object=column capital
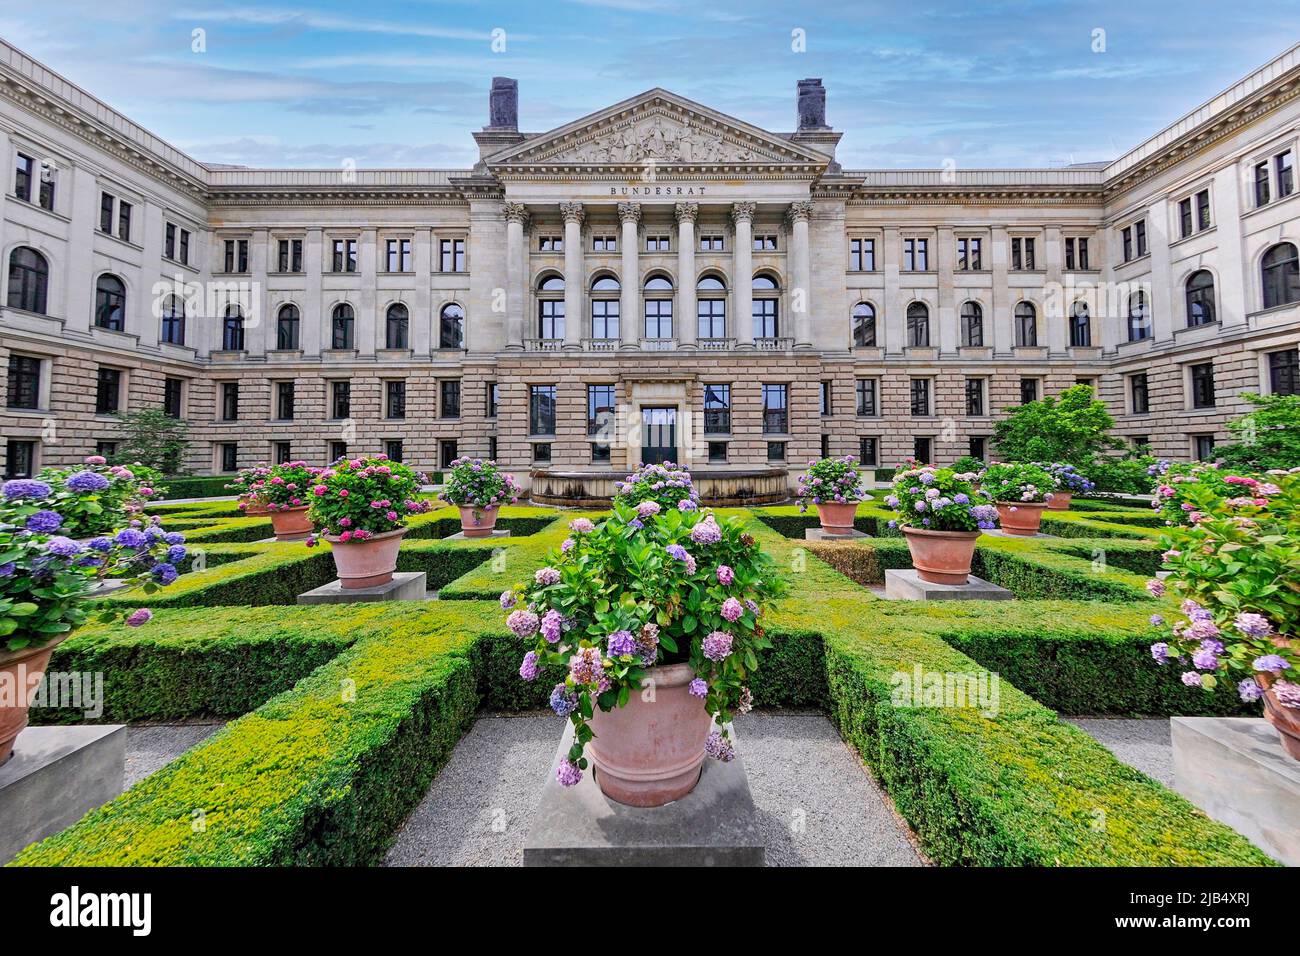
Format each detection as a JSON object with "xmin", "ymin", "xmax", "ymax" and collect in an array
[
  {"xmin": 674, "ymin": 201, "xmax": 699, "ymax": 224},
  {"xmin": 786, "ymin": 200, "xmax": 814, "ymax": 224},
  {"xmin": 503, "ymin": 201, "xmax": 530, "ymax": 225},
  {"xmin": 618, "ymin": 201, "xmax": 642, "ymax": 224},
  {"xmin": 560, "ymin": 201, "xmax": 585, "ymax": 225},
  {"xmin": 730, "ymin": 201, "xmax": 756, "ymax": 224}
]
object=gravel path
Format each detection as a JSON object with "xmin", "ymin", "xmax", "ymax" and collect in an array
[
  {"xmin": 124, "ymin": 723, "xmax": 224, "ymax": 788},
  {"xmin": 1066, "ymin": 717, "xmax": 1174, "ymax": 787},
  {"xmin": 384, "ymin": 710, "xmax": 923, "ymax": 867}
]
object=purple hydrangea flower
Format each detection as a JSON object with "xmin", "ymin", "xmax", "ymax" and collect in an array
[
  {"xmin": 568, "ymin": 518, "xmax": 595, "ymax": 534},
  {"xmin": 88, "ymin": 536, "xmax": 113, "ymax": 553},
  {"xmin": 1149, "ymin": 614, "xmax": 1164, "ymax": 627},
  {"xmin": 151, "ymin": 562, "xmax": 179, "ymax": 585},
  {"xmin": 507, "ymin": 609, "xmax": 540, "ymax": 638},
  {"xmin": 125, "ymin": 608, "xmax": 153, "ymax": 628},
  {"xmin": 534, "ymin": 567, "xmax": 561, "ymax": 586},
  {"xmin": 166, "ymin": 545, "xmax": 187, "ymax": 565},
  {"xmin": 628, "ymin": 518, "xmax": 644, "ymax": 531},
  {"xmin": 1192, "ymin": 646, "xmax": 1219, "ymax": 671},
  {"xmin": 677, "ymin": 499, "xmax": 697, "ymax": 512},
  {"xmin": 705, "ymin": 731, "xmax": 735, "ymax": 762},
  {"xmin": 3, "ymin": 479, "xmax": 52, "ymax": 500},
  {"xmin": 716, "ymin": 564, "xmax": 734, "ymax": 586},
  {"xmin": 25, "ymin": 510, "xmax": 63, "ymax": 533},
  {"xmin": 1273, "ymin": 680, "xmax": 1300, "ymax": 709},
  {"xmin": 689, "ymin": 518, "xmax": 722, "ymax": 546},
  {"xmin": 702, "ymin": 630, "xmax": 733, "ymax": 662},
  {"xmin": 1252, "ymin": 654, "xmax": 1290, "ymax": 674},
  {"xmin": 1238, "ymin": 678, "xmax": 1264, "ymax": 703},
  {"xmin": 114, "ymin": 528, "xmax": 148, "ymax": 549},
  {"xmin": 635, "ymin": 501, "xmax": 661, "ymax": 518},
  {"xmin": 720, "ymin": 597, "xmax": 743, "ymax": 622},
  {"xmin": 556, "ymin": 759, "xmax": 583, "ymax": 787},
  {"xmin": 607, "ymin": 630, "xmax": 637, "ymax": 656},
  {"xmin": 0, "ymin": 562, "xmax": 14, "ymax": 578},
  {"xmin": 1234, "ymin": 613, "xmax": 1272, "ymax": 639},
  {"xmin": 44, "ymin": 536, "xmax": 81, "ymax": 558},
  {"xmin": 499, "ymin": 590, "xmax": 516, "ymax": 610},
  {"xmin": 549, "ymin": 684, "xmax": 578, "ymax": 717},
  {"xmin": 540, "ymin": 609, "xmax": 564, "ymax": 644},
  {"xmin": 519, "ymin": 651, "xmax": 540, "ymax": 681},
  {"xmin": 689, "ymin": 678, "xmax": 708, "ymax": 698},
  {"xmin": 1150, "ymin": 642, "xmax": 1171, "ymax": 664},
  {"xmin": 1145, "ymin": 579, "xmax": 1166, "ymax": 598},
  {"xmin": 162, "ymin": 531, "xmax": 186, "ymax": 546},
  {"xmin": 64, "ymin": 471, "xmax": 110, "ymax": 493},
  {"xmin": 1181, "ymin": 671, "xmax": 1203, "ymax": 687}
]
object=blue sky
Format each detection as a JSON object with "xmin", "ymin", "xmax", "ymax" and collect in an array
[{"xmin": 0, "ymin": 0, "xmax": 1293, "ymax": 170}]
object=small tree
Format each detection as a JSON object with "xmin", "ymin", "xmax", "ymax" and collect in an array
[
  {"xmin": 111, "ymin": 409, "xmax": 190, "ymax": 475},
  {"xmin": 1214, "ymin": 393, "xmax": 1300, "ymax": 471},
  {"xmin": 991, "ymin": 384, "xmax": 1119, "ymax": 467}
]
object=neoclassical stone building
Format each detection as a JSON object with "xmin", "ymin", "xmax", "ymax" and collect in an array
[{"xmin": 2, "ymin": 38, "xmax": 1298, "ymax": 494}]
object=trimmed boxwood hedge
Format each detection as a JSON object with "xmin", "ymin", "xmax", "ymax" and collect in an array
[{"xmin": 156, "ymin": 476, "xmax": 238, "ymax": 500}]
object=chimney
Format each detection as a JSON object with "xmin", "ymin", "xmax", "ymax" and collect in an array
[
  {"xmin": 796, "ymin": 78, "xmax": 828, "ymax": 131},
  {"xmin": 488, "ymin": 77, "xmax": 518, "ymax": 131}
]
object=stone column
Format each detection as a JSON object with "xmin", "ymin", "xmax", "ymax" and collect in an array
[
  {"xmin": 788, "ymin": 201, "xmax": 814, "ymax": 347},
  {"xmin": 676, "ymin": 202, "xmax": 698, "ymax": 348},
  {"xmin": 560, "ymin": 201, "xmax": 585, "ymax": 349},
  {"xmin": 731, "ymin": 202, "xmax": 756, "ymax": 347},
  {"xmin": 503, "ymin": 201, "xmax": 529, "ymax": 349},
  {"xmin": 618, "ymin": 202, "xmax": 640, "ymax": 349}
]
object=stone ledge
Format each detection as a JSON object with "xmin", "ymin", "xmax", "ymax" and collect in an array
[
  {"xmin": 884, "ymin": 568, "xmax": 1014, "ymax": 601},
  {"xmin": 804, "ymin": 528, "xmax": 868, "ymax": 541},
  {"xmin": 444, "ymin": 529, "xmax": 512, "ymax": 541},
  {"xmin": 297, "ymin": 571, "xmax": 429, "ymax": 604}
]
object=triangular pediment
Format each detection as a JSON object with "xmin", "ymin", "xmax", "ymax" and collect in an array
[{"xmin": 486, "ymin": 90, "xmax": 830, "ymax": 171}]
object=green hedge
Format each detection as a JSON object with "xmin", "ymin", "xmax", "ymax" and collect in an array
[{"xmin": 157, "ymin": 476, "xmax": 237, "ymax": 500}]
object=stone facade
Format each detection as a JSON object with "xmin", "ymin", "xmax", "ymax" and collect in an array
[{"xmin": 1, "ymin": 39, "xmax": 1298, "ymax": 489}]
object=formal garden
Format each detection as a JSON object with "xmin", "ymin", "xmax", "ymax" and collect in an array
[{"xmin": 1, "ymin": 386, "xmax": 1297, "ymax": 867}]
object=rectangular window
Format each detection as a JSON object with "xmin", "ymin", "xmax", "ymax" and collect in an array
[
  {"xmin": 909, "ymin": 378, "xmax": 930, "ymax": 417},
  {"xmin": 858, "ymin": 436, "xmax": 879, "ymax": 467},
  {"xmin": 1255, "ymin": 161, "xmax": 1272, "ymax": 206},
  {"xmin": 220, "ymin": 381, "xmax": 239, "ymax": 421},
  {"xmin": 533, "ymin": 442, "xmax": 552, "ymax": 463},
  {"xmin": 163, "ymin": 377, "xmax": 183, "ymax": 419},
  {"xmin": 118, "ymin": 201, "xmax": 132, "ymax": 242},
  {"xmin": 7, "ymin": 355, "xmax": 41, "ymax": 410},
  {"xmin": 969, "ymin": 435, "xmax": 986, "ymax": 461},
  {"xmin": 849, "ymin": 238, "xmax": 876, "ymax": 271},
  {"xmin": 488, "ymin": 436, "xmax": 497, "ymax": 461},
  {"xmin": 592, "ymin": 235, "xmax": 617, "ymax": 252},
  {"xmin": 486, "ymin": 382, "xmax": 499, "ymax": 418},
  {"xmin": 761, "ymin": 384, "xmax": 788, "ymax": 434},
  {"xmin": 913, "ymin": 436, "xmax": 931, "ymax": 464},
  {"xmin": 439, "ymin": 238, "xmax": 466, "ymax": 272},
  {"xmin": 178, "ymin": 229, "xmax": 190, "ymax": 265},
  {"xmin": 385, "ymin": 238, "xmax": 411, "ymax": 273},
  {"xmin": 223, "ymin": 239, "xmax": 248, "ymax": 273},
  {"xmin": 530, "ymin": 385, "xmax": 556, "ymax": 436},
  {"xmin": 384, "ymin": 380, "xmax": 406, "ymax": 420},
  {"xmin": 767, "ymin": 441, "xmax": 786, "ymax": 462},
  {"xmin": 1194, "ymin": 435, "xmax": 1215, "ymax": 462},
  {"xmin": 753, "ymin": 235, "xmax": 777, "ymax": 251},
  {"xmin": 708, "ymin": 441, "xmax": 728, "ymax": 464},
  {"xmin": 1190, "ymin": 362, "xmax": 1216, "ymax": 409},
  {"xmin": 37, "ymin": 160, "xmax": 55, "ymax": 211},
  {"xmin": 1064, "ymin": 237, "xmax": 1090, "ymax": 270},
  {"xmin": 820, "ymin": 380, "xmax": 833, "ymax": 417},
  {"xmin": 14, "ymin": 153, "xmax": 33, "ymax": 202},
  {"xmin": 165, "ymin": 223, "xmax": 176, "ymax": 260},
  {"xmin": 1019, "ymin": 378, "xmax": 1039, "ymax": 405},
  {"xmin": 275, "ymin": 441, "xmax": 292, "ymax": 465},
  {"xmin": 1135, "ymin": 220, "xmax": 1147, "ymax": 257},
  {"xmin": 440, "ymin": 440, "xmax": 459, "ymax": 469},
  {"xmin": 1011, "ymin": 237, "xmax": 1036, "ymax": 271},
  {"xmin": 699, "ymin": 235, "xmax": 724, "ymax": 252},
  {"xmin": 591, "ymin": 442, "xmax": 611, "ymax": 463},
  {"xmin": 276, "ymin": 381, "xmax": 295, "ymax": 421},
  {"xmin": 855, "ymin": 378, "xmax": 877, "ymax": 417},
  {"xmin": 331, "ymin": 381, "xmax": 350, "ymax": 420},
  {"xmin": 1179, "ymin": 198, "xmax": 1193, "ymax": 239},
  {"xmin": 703, "ymin": 383, "xmax": 731, "ymax": 434},
  {"xmin": 1196, "ymin": 189, "xmax": 1212, "ymax": 230},
  {"xmin": 100, "ymin": 192, "xmax": 114, "ymax": 233},
  {"xmin": 956, "ymin": 237, "xmax": 981, "ymax": 271},
  {"xmin": 903, "ymin": 238, "xmax": 928, "ymax": 271},
  {"xmin": 440, "ymin": 380, "xmax": 461, "ymax": 419},
  {"xmin": 1269, "ymin": 348, "xmax": 1299, "ymax": 396},
  {"xmin": 96, "ymin": 440, "xmax": 117, "ymax": 459},
  {"xmin": 538, "ymin": 236, "xmax": 562, "ymax": 252},
  {"xmin": 821, "ymin": 434, "xmax": 830, "ymax": 458},
  {"xmin": 330, "ymin": 441, "xmax": 348, "ymax": 462},
  {"xmin": 1277, "ymin": 151, "xmax": 1296, "ymax": 198},
  {"xmin": 331, "ymin": 239, "xmax": 358, "ymax": 273},
  {"xmin": 965, "ymin": 378, "xmax": 985, "ymax": 416},
  {"xmin": 1130, "ymin": 373, "xmax": 1150, "ymax": 415},
  {"xmin": 96, "ymin": 367, "xmax": 121, "ymax": 415},
  {"xmin": 1122, "ymin": 226, "xmax": 1133, "ymax": 262},
  {"xmin": 5, "ymin": 440, "xmax": 36, "ymax": 479},
  {"xmin": 587, "ymin": 384, "xmax": 615, "ymax": 438},
  {"xmin": 278, "ymin": 238, "xmax": 303, "ymax": 273},
  {"xmin": 220, "ymin": 443, "xmax": 238, "ymax": 473},
  {"xmin": 646, "ymin": 235, "xmax": 670, "ymax": 252}
]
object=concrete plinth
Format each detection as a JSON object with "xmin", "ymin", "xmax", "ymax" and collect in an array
[
  {"xmin": 0, "ymin": 724, "xmax": 125, "ymax": 863},
  {"xmin": 523, "ymin": 723, "xmax": 765, "ymax": 866},
  {"xmin": 981, "ymin": 528, "xmax": 1057, "ymax": 539},
  {"xmin": 256, "ymin": 534, "xmax": 312, "ymax": 544},
  {"xmin": 297, "ymin": 571, "xmax": 428, "ymax": 604},
  {"xmin": 1172, "ymin": 716, "xmax": 1300, "ymax": 865},
  {"xmin": 884, "ymin": 568, "xmax": 1013, "ymax": 601},
  {"xmin": 804, "ymin": 528, "xmax": 867, "ymax": 542},
  {"xmin": 445, "ymin": 529, "xmax": 512, "ymax": 541}
]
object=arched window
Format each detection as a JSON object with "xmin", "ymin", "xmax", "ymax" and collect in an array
[
  {"xmin": 439, "ymin": 303, "xmax": 465, "ymax": 349},
  {"xmin": 222, "ymin": 305, "xmax": 245, "ymax": 351},
  {"xmin": 852, "ymin": 302, "xmax": 876, "ymax": 347},
  {"xmin": 753, "ymin": 273, "xmax": 779, "ymax": 339},
  {"xmin": 94, "ymin": 274, "xmax": 125, "ymax": 331},
  {"xmin": 331, "ymin": 303, "xmax": 355, "ymax": 350},
  {"xmin": 1127, "ymin": 292, "xmax": 1152, "ymax": 341},
  {"xmin": 906, "ymin": 302, "xmax": 929, "ymax": 347},
  {"xmin": 7, "ymin": 246, "xmax": 48, "ymax": 314},
  {"xmin": 644, "ymin": 274, "xmax": 673, "ymax": 339},
  {"xmin": 1262, "ymin": 242, "xmax": 1300, "ymax": 309},
  {"xmin": 276, "ymin": 304, "xmax": 300, "ymax": 350},
  {"xmin": 1014, "ymin": 301, "xmax": 1037, "ymax": 347},
  {"xmin": 386, "ymin": 303, "xmax": 409, "ymax": 349},
  {"xmin": 590, "ymin": 276, "xmax": 619, "ymax": 340},
  {"xmin": 160, "ymin": 295, "xmax": 185, "ymax": 346},
  {"xmin": 1069, "ymin": 301, "xmax": 1092, "ymax": 347},
  {"xmin": 697, "ymin": 275, "xmax": 726, "ymax": 339},
  {"xmin": 960, "ymin": 301, "xmax": 983, "ymax": 347},
  {"xmin": 1185, "ymin": 271, "xmax": 1216, "ymax": 327},
  {"xmin": 537, "ymin": 274, "xmax": 564, "ymax": 339}
]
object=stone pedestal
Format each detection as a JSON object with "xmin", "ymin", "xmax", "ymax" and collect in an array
[
  {"xmin": 981, "ymin": 528, "xmax": 1057, "ymax": 539},
  {"xmin": 256, "ymin": 534, "xmax": 312, "ymax": 544},
  {"xmin": 445, "ymin": 529, "xmax": 512, "ymax": 541},
  {"xmin": 1172, "ymin": 716, "xmax": 1300, "ymax": 865},
  {"xmin": 297, "ymin": 571, "xmax": 428, "ymax": 604},
  {"xmin": 884, "ymin": 568, "xmax": 1013, "ymax": 601},
  {"xmin": 0, "ymin": 724, "xmax": 125, "ymax": 863},
  {"xmin": 804, "ymin": 528, "xmax": 867, "ymax": 542},
  {"xmin": 523, "ymin": 723, "xmax": 765, "ymax": 866}
]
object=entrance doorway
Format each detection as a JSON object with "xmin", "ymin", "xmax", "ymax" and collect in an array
[{"xmin": 640, "ymin": 406, "xmax": 677, "ymax": 464}]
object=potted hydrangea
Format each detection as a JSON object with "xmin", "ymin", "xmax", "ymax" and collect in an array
[
  {"xmin": 1148, "ymin": 468, "xmax": 1300, "ymax": 758},
  {"xmin": 306, "ymin": 455, "xmax": 431, "ymax": 588},
  {"xmin": 439, "ymin": 457, "xmax": 519, "ymax": 537},
  {"xmin": 613, "ymin": 462, "xmax": 700, "ymax": 513},
  {"xmin": 227, "ymin": 466, "xmax": 273, "ymax": 516},
  {"xmin": 505, "ymin": 499, "xmax": 784, "ymax": 807},
  {"xmin": 981, "ymin": 462, "xmax": 1056, "ymax": 535},
  {"xmin": 0, "ymin": 478, "xmax": 185, "ymax": 763},
  {"xmin": 795, "ymin": 456, "xmax": 867, "ymax": 535},
  {"xmin": 239, "ymin": 461, "xmax": 321, "ymax": 540},
  {"xmin": 35, "ymin": 456, "xmax": 164, "ymax": 537},
  {"xmin": 1041, "ymin": 462, "xmax": 1094, "ymax": 510},
  {"xmin": 885, "ymin": 466, "xmax": 998, "ymax": 584}
]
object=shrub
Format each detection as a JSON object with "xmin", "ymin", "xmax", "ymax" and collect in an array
[
  {"xmin": 306, "ymin": 455, "xmax": 430, "ymax": 540},
  {"xmin": 992, "ymin": 384, "xmax": 1120, "ymax": 466},
  {"xmin": 795, "ymin": 455, "xmax": 867, "ymax": 512},
  {"xmin": 980, "ymin": 462, "xmax": 1056, "ymax": 504},
  {"xmin": 949, "ymin": 455, "xmax": 985, "ymax": 475},
  {"xmin": 157, "ymin": 476, "xmax": 237, "ymax": 500},
  {"xmin": 1151, "ymin": 462, "xmax": 1242, "ymax": 527},
  {"xmin": 1089, "ymin": 454, "xmax": 1165, "ymax": 495},
  {"xmin": 108, "ymin": 408, "xmax": 190, "ymax": 475},
  {"xmin": 33, "ymin": 457, "xmax": 164, "ymax": 537},
  {"xmin": 612, "ymin": 461, "xmax": 700, "ymax": 513},
  {"xmin": 884, "ymin": 466, "xmax": 998, "ymax": 531},
  {"xmin": 1040, "ymin": 461, "xmax": 1095, "ymax": 493},
  {"xmin": 439, "ymin": 457, "xmax": 520, "ymax": 512},
  {"xmin": 1214, "ymin": 393, "xmax": 1300, "ymax": 471},
  {"xmin": 229, "ymin": 461, "xmax": 323, "ymax": 513}
]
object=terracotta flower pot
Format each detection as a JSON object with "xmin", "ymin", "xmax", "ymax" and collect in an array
[
  {"xmin": 1256, "ymin": 672, "xmax": 1300, "ymax": 760},
  {"xmin": 1046, "ymin": 491, "xmax": 1072, "ymax": 511},
  {"xmin": 902, "ymin": 527, "xmax": 982, "ymax": 585},
  {"xmin": 995, "ymin": 501, "xmax": 1048, "ymax": 535},
  {"xmin": 242, "ymin": 501, "xmax": 270, "ymax": 516},
  {"xmin": 458, "ymin": 504, "xmax": 500, "ymax": 538},
  {"xmin": 0, "ymin": 635, "xmax": 68, "ymax": 765},
  {"xmin": 269, "ymin": 505, "xmax": 313, "ymax": 540},
  {"xmin": 815, "ymin": 501, "xmax": 859, "ymax": 535},
  {"xmin": 586, "ymin": 662, "xmax": 713, "ymax": 807},
  {"xmin": 324, "ymin": 527, "xmax": 406, "ymax": 589}
]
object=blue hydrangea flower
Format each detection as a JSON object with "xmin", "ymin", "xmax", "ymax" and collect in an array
[
  {"xmin": 44, "ymin": 536, "xmax": 82, "ymax": 558},
  {"xmin": 114, "ymin": 528, "xmax": 148, "ymax": 549},
  {"xmin": 64, "ymin": 471, "xmax": 111, "ymax": 493},
  {"xmin": 2, "ymin": 479, "xmax": 52, "ymax": 500},
  {"xmin": 88, "ymin": 536, "xmax": 113, "ymax": 552},
  {"xmin": 25, "ymin": 509, "xmax": 63, "ymax": 533},
  {"xmin": 162, "ymin": 531, "xmax": 186, "ymax": 546},
  {"xmin": 166, "ymin": 545, "xmax": 188, "ymax": 564},
  {"xmin": 151, "ymin": 562, "xmax": 179, "ymax": 585}
]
